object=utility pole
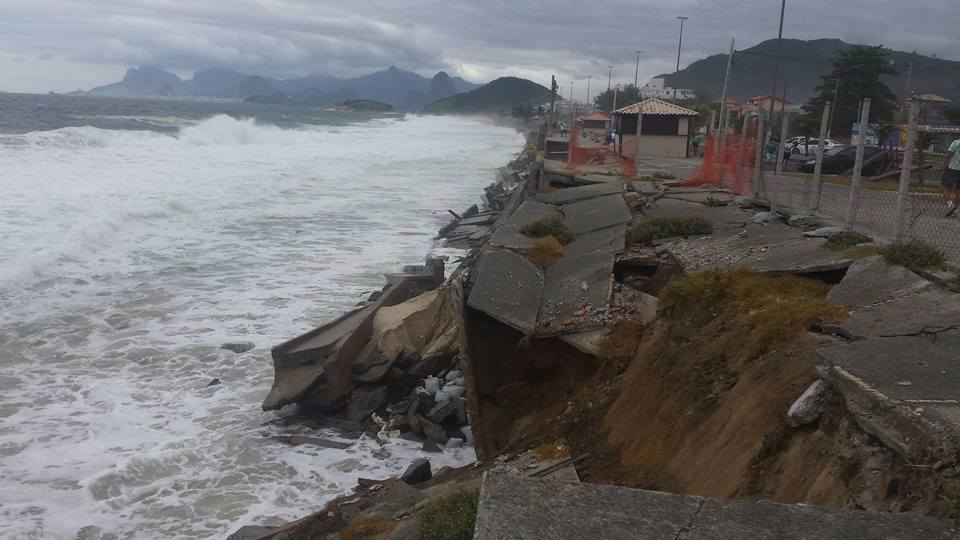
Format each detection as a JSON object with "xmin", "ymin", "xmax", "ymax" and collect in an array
[
  {"xmin": 717, "ymin": 37, "xmax": 735, "ymax": 142},
  {"xmin": 607, "ymin": 65, "xmax": 613, "ymax": 92},
  {"xmin": 633, "ymin": 50, "xmax": 642, "ymax": 87},
  {"xmin": 826, "ymin": 79, "xmax": 841, "ymax": 139},
  {"xmin": 585, "ymin": 76, "xmax": 592, "ymax": 109},
  {"xmin": 902, "ymin": 61, "xmax": 914, "ymax": 121},
  {"xmin": 548, "ymin": 75, "xmax": 557, "ymax": 133},
  {"xmin": 766, "ymin": 0, "xmax": 787, "ymax": 124},
  {"xmin": 674, "ymin": 16, "xmax": 689, "ymax": 100}
]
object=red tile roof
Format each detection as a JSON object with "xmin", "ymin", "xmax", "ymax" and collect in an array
[
  {"xmin": 577, "ymin": 112, "xmax": 611, "ymax": 121},
  {"xmin": 613, "ymin": 98, "xmax": 698, "ymax": 116}
]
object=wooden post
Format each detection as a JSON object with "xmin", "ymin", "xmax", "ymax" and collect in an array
[
  {"xmin": 846, "ymin": 98, "xmax": 871, "ymax": 228},
  {"xmin": 810, "ymin": 101, "xmax": 831, "ymax": 210},
  {"xmin": 895, "ymin": 98, "xmax": 919, "ymax": 241},
  {"xmin": 633, "ymin": 112, "xmax": 644, "ymax": 176}
]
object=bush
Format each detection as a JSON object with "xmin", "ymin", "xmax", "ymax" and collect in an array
[
  {"xmin": 526, "ymin": 235, "xmax": 565, "ymax": 269},
  {"xmin": 658, "ymin": 269, "xmax": 845, "ymax": 355},
  {"xmin": 823, "ymin": 231, "xmax": 872, "ymax": 251},
  {"xmin": 628, "ymin": 217, "xmax": 712, "ymax": 244},
  {"xmin": 519, "ymin": 216, "xmax": 573, "ymax": 244},
  {"xmin": 417, "ymin": 490, "xmax": 480, "ymax": 540},
  {"xmin": 881, "ymin": 241, "xmax": 946, "ymax": 272}
]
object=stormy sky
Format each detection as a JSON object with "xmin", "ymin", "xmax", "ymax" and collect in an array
[{"xmin": 0, "ymin": 0, "xmax": 955, "ymax": 94}]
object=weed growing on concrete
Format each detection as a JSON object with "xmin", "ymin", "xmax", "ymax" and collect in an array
[
  {"xmin": 703, "ymin": 196, "xmax": 726, "ymax": 207},
  {"xmin": 658, "ymin": 269, "xmax": 845, "ymax": 356},
  {"xmin": 341, "ymin": 516, "xmax": 394, "ymax": 539},
  {"xmin": 628, "ymin": 217, "xmax": 712, "ymax": 244},
  {"xmin": 520, "ymin": 216, "xmax": 573, "ymax": 244},
  {"xmin": 823, "ymin": 231, "xmax": 872, "ymax": 251},
  {"xmin": 416, "ymin": 490, "xmax": 480, "ymax": 540},
  {"xmin": 526, "ymin": 236, "xmax": 565, "ymax": 269},
  {"xmin": 881, "ymin": 241, "xmax": 946, "ymax": 272}
]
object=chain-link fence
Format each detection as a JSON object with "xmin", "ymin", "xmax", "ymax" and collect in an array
[{"xmin": 758, "ymin": 161, "xmax": 960, "ymax": 263}]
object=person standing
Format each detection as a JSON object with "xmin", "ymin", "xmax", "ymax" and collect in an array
[{"xmin": 943, "ymin": 137, "xmax": 960, "ymax": 217}]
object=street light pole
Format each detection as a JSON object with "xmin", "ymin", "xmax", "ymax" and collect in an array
[
  {"xmin": 633, "ymin": 50, "xmax": 642, "ymax": 88},
  {"xmin": 585, "ymin": 76, "xmax": 592, "ymax": 109},
  {"xmin": 607, "ymin": 65, "xmax": 613, "ymax": 92},
  {"xmin": 766, "ymin": 0, "xmax": 787, "ymax": 124},
  {"xmin": 674, "ymin": 16, "xmax": 689, "ymax": 100}
]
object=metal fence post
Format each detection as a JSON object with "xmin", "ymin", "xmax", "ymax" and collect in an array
[
  {"xmin": 753, "ymin": 113, "xmax": 765, "ymax": 199},
  {"xmin": 846, "ymin": 98, "xmax": 871, "ymax": 228},
  {"xmin": 810, "ymin": 101, "xmax": 831, "ymax": 211},
  {"xmin": 773, "ymin": 113, "xmax": 790, "ymax": 213},
  {"xmin": 894, "ymin": 98, "xmax": 919, "ymax": 241}
]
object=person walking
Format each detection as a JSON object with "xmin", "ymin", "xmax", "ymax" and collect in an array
[{"xmin": 943, "ymin": 137, "xmax": 960, "ymax": 217}]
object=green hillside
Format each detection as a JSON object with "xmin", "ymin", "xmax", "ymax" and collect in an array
[
  {"xmin": 663, "ymin": 38, "xmax": 960, "ymax": 104},
  {"xmin": 423, "ymin": 77, "xmax": 551, "ymax": 114}
]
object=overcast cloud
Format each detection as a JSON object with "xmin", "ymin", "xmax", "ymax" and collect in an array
[{"xmin": 0, "ymin": 0, "xmax": 956, "ymax": 93}]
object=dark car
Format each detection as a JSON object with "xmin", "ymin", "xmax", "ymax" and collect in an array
[{"xmin": 797, "ymin": 145, "xmax": 885, "ymax": 175}]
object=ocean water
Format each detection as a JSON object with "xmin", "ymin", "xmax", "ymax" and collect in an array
[{"xmin": 0, "ymin": 94, "xmax": 523, "ymax": 538}]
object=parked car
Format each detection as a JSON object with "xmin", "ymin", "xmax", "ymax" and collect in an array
[
  {"xmin": 788, "ymin": 138, "xmax": 841, "ymax": 156},
  {"xmin": 797, "ymin": 145, "xmax": 886, "ymax": 175}
]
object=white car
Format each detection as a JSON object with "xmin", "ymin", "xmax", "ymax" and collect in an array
[{"xmin": 788, "ymin": 138, "xmax": 840, "ymax": 156}]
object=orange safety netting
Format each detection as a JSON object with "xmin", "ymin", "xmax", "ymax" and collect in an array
[
  {"xmin": 565, "ymin": 121, "xmax": 631, "ymax": 172},
  {"xmin": 682, "ymin": 124, "xmax": 759, "ymax": 195}
]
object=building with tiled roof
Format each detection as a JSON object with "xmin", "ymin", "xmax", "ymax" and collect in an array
[{"xmin": 612, "ymin": 99, "xmax": 699, "ymax": 159}]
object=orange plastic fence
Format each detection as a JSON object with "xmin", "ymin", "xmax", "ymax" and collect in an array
[{"xmin": 682, "ymin": 125, "xmax": 759, "ymax": 195}]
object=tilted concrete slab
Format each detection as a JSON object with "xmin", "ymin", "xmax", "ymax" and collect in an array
[
  {"xmin": 838, "ymin": 288, "xmax": 960, "ymax": 346},
  {"xmin": 644, "ymin": 197, "xmax": 750, "ymax": 234},
  {"xmin": 467, "ymin": 250, "xmax": 544, "ymax": 335},
  {"xmin": 538, "ymin": 252, "xmax": 614, "ymax": 334},
  {"xmin": 828, "ymin": 255, "xmax": 932, "ymax": 309},
  {"xmin": 564, "ymin": 226, "xmax": 626, "ymax": 259},
  {"xmin": 473, "ymin": 472, "xmax": 956, "ymax": 540},
  {"xmin": 563, "ymin": 194, "xmax": 632, "ymax": 236},
  {"xmin": 818, "ymin": 337, "xmax": 960, "ymax": 459},
  {"xmin": 736, "ymin": 238, "xmax": 853, "ymax": 275},
  {"xmin": 488, "ymin": 226, "xmax": 537, "ymax": 251},
  {"xmin": 497, "ymin": 199, "xmax": 558, "ymax": 229},
  {"xmin": 662, "ymin": 189, "xmax": 735, "ymax": 205},
  {"xmin": 536, "ymin": 181, "xmax": 624, "ymax": 205}
]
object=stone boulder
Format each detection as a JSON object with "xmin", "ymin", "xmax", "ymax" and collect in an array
[
  {"xmin": 786, "ymin": 380, "xmax": 829, "ymax": 427},
  {"xmin": 401, "ymin": 458, "xmax": 432, "ymax": 485}
]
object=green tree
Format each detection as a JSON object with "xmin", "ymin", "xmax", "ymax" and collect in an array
[
  {"xmin": 798, "ymin": 45, "xmax": 898, "ymax": 137},
  {"xmin": 593, "ymin": 84, "xmax": 642, "ymax": 113}
]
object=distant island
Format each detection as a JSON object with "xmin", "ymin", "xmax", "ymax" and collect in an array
[{"xmin": 340, "ymin": 99, "xmax": 393, "ymax": 112}]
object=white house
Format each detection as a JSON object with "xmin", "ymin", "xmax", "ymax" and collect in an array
[{"xmin": 640, "ymin": 77, "xmax": 696, "ymax": 101}]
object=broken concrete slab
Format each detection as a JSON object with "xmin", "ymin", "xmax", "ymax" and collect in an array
[
  {"xmin": 563, "ymin": 194, "xmax": 632, "ymax": 236},
  {"xmin": 662, "ymin": 190, "xmax": 735, "ymax": 205},
  {"xmin": 818, "ymin": 336, "xmax": 960, "ymax": 459},
  {"xmin": 473, "ymin": 472, "xmax": 956, "ymax": 540},
  {"xmin": 458, "ymin": 213, "xmax": 497, "ymax": 226},
  {"xmin": 827, "ymin": 255, "xmax": 932, "ymax": 309},
  {"xmin": 536, "ymin": 181, "xmax": 624, "ymax": 205},
  {"xmin": 467, "ymin": 250, "xmax": 544, "ymax": 335},
  {"xmin": 498, "ymin": 199, "xmax": 558, "ymax": 229},
  {"xmin": 839, "ymin": 288, "xmax": 960, "ymax": 346},
  {"xmin": 538, "ymin": 252, "xmax": 614, "ymax": 334},
  {"xmin": 736, "ymin": 238, "xmax": 853, "ymax": 275},
  {"xmin": 564, "ymin": 226, "xmax": 626, "ymax": 259},
  {"xmin": 643, "ymin": 197, "xmax": 749, "ymax": 234}
]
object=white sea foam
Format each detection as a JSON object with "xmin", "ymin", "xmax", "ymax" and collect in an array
[{"xmin": 0, "ymin": 114, "xmax": 522, "ymax": 538}]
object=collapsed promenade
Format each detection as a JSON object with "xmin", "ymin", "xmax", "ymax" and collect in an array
[{"xmin": 232, "ymin": 136, "xmax": 960, "ymax": 539}]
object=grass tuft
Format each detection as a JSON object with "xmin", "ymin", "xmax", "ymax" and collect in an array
[
  {"xmin": 341, "ymin": 516, "xmax": 394, "ymax": 539},
  {"xmin": 628, "ymin": 217, "xmax": 712, "ymax": 244},
  {"xmin": 526, "ymin": 235, "xmax": 565, "ymax": 269},
  {"xmin": 823, "ymin": 231, "xmax": 872, "ymax": 251},
  {"xmin": 880, "ymin": 241, "xmax": 946, "ymax": 272},
  {"xmin": 658, "ymin": 269, "xmax": 846, "ymax": 356},
  {"xmin": 416, "ymin": 490, "xmax": 480, "ymax": 540},
  {"xmin": 519, "ymin": 216, "xmax": 573, "ymax": 244},
  {"xmin": 598, "ymin": 318, "xmax": 645, "ymax": 359},
  {"xmin": 703, "ymin": 196, "xmax": 725, "ymax": 207}
]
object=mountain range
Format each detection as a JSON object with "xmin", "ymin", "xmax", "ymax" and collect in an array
[
  {"xmin": 87, "ymin": 65, "xmax": 479, "ymax": 111},
  {"xmin": 662, "ymin": 38, "xmax": 960, "ymax": 104},
  {"xmin": 423, "ymin": 77, "xmax": 553, "ymax": 114}
]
